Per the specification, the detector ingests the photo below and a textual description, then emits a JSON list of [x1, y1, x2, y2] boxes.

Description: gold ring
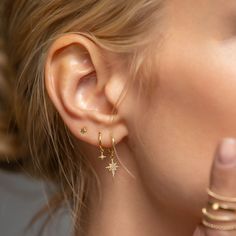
[[202, 220, 236, 231], [201, 188, 236, 231], [207, 188, 236, 202], [208, 200, 236, 212], [202, 207, 236, 222]]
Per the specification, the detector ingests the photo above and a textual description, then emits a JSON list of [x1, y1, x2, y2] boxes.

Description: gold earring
[[80, 127, 87, 134], [105, 136, 119, 177], [98, 132, 106, 160]]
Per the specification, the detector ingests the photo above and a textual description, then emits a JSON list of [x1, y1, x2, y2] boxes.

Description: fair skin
[[44, 0, 236, 235]]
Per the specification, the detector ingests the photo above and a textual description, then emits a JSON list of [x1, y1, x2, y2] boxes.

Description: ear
[[44, 33, 128, 147]]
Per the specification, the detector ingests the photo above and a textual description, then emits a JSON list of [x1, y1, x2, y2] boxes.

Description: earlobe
[[44, 34, 128, 147]]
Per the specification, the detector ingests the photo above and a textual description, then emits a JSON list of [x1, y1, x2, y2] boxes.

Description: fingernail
[[218, 138, 236, 165]]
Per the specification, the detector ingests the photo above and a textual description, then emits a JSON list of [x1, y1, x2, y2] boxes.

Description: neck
[[82, 143, 198, 236]]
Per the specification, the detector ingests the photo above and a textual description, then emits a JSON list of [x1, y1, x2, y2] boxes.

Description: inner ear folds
[[44, 34, 127, 147], [52, 43, 119, 124]]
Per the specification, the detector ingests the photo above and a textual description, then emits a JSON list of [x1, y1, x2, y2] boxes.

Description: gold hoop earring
[[98, 132, 106, 160], [105, 136, 119, 177]]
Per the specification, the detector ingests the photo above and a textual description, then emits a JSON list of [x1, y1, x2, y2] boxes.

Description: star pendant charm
[[106, 158, 119, 177]]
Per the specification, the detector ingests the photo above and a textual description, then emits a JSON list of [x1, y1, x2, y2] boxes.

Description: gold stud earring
[[98, 132, 106, 160], [80, 127, 87, 134], [105, 136, 119, 177]]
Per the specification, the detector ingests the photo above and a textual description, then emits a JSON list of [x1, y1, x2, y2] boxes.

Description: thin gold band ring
[[208, 200, 236, 212], [207, 188, 236, 203], [202, 207, 236, 222], [202, 220, 236, 231]]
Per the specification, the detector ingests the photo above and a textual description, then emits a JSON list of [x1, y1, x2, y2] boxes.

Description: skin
[[44, 0, 236, 235]]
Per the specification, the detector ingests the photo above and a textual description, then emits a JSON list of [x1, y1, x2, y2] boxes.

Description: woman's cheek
[[156, 40, 236, 136], [133, 40, 236, 216]]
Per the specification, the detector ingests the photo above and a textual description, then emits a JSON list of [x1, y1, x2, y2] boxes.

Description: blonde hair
[[0, 0, 163, 234]]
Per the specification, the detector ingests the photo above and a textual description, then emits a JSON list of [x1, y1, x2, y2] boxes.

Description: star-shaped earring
[[106, 158, 119, 177]]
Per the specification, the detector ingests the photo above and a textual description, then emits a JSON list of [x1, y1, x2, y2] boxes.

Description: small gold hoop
[[207, 188, 236, 203], [98, 132, 107, 160], [98, 132, 103, 149], [111, 136, 115, 146]]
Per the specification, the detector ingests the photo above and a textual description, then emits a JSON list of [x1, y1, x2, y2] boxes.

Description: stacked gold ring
[[201, 188, 236, 231]]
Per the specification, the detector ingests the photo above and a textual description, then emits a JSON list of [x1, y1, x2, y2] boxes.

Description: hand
[[194, 138, 236, 236]]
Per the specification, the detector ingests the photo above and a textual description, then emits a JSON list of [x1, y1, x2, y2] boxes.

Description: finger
[[201, 137, 236, 236], [193, 225, 206, 236]]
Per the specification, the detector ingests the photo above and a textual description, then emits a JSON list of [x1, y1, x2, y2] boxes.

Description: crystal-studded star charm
[[106, 158, 119, 177]]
